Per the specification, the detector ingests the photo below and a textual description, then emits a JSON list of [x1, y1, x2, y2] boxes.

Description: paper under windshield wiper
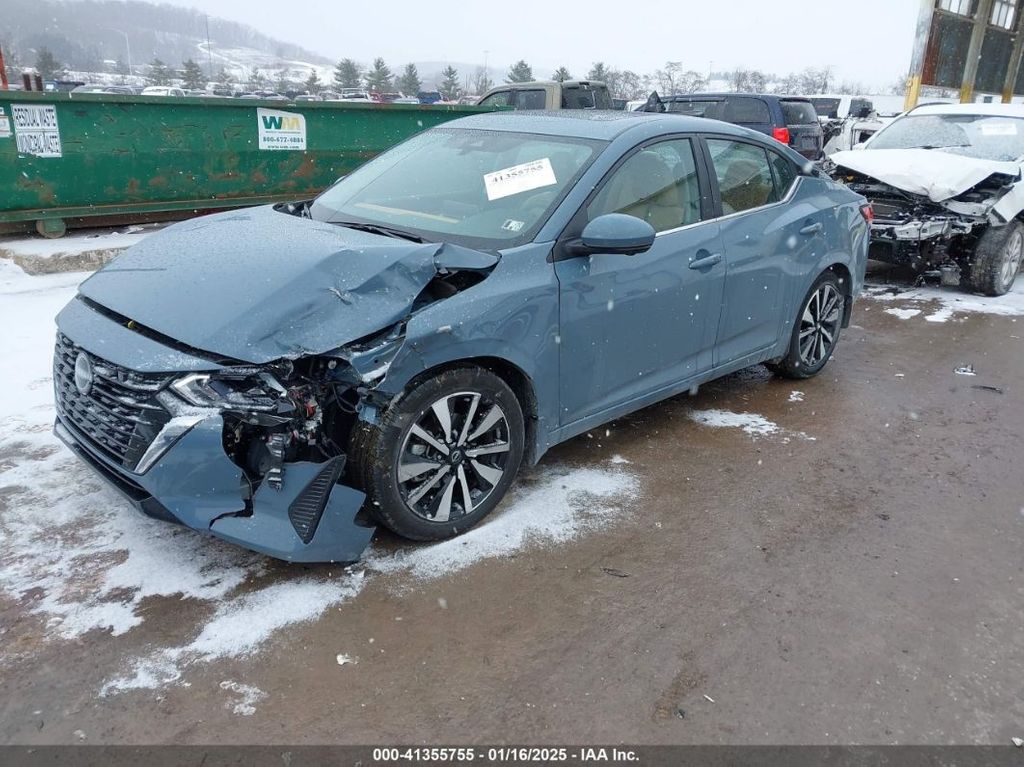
[[333, 221, 427, 243]]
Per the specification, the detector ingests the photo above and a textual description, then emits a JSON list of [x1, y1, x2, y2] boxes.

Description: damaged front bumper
[[52, 299, 376, 563], [54, 414, 375, 563]]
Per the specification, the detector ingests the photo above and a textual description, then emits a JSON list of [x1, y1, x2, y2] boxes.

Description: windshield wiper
[[332, 220, 428, 243]]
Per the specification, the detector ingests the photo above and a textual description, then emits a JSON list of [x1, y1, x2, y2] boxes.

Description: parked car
[[477, 80, 612, 110], [335, 91, 374, 103], [141, 86, 185, 97], [294, 94, 321, 102], [392, 96, 421, 104], [641, 93, 824, 160], [53, 111, 869, 563], [417, 90, 443, 104], [830, 103, 1024, 295], [71, 84, 136, 95]]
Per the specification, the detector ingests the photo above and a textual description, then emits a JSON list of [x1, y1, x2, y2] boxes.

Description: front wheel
[[768, 270, 844, 380], [962, 221, 1023, 296], [349, 366, 525, 541]]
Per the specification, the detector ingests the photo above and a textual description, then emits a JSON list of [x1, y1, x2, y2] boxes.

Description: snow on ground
[[0, 225, 163, 275], [0, 263, 641, 697], [688, 409, 815, 442], [865, 281, 1024, 323]]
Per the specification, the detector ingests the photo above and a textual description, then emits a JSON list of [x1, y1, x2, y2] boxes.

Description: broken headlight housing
[[170, 371, 286, 412]]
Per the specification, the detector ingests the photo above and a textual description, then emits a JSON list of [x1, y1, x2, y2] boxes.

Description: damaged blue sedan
[[54, 112, 870, 562]]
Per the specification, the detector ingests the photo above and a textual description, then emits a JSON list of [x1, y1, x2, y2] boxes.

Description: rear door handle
[[689, 252, 722, 270], [800, 222, 823, 235]]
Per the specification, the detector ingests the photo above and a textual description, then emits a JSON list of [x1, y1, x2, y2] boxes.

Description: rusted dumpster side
[[0, 92, 494, 236]]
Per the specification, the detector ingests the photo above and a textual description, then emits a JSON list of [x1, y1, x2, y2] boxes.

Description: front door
[[554, 137, 726, 425]]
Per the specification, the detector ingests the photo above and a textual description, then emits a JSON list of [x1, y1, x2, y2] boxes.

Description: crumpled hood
[[831, 148, 1021, 202], [78, 206, 497, 363]]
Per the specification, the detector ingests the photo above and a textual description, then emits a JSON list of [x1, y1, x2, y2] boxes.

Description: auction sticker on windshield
[[257, 108, 307, 151], [484, 158, 557, 201], [980, 122, 1018, 136]]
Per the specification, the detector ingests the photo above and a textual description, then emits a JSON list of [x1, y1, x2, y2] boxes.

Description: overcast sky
[[163, 0, 920, 89]]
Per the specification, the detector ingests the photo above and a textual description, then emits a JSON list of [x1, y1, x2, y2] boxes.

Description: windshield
[[309, 128, 604, 249], [869, 113, 1024, 161]]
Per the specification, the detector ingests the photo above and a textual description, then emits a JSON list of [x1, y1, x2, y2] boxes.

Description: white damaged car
[[831, 103, 1024, 295]]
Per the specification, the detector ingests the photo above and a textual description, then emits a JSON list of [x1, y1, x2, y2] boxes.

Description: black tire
[[768, 270, 844, 380], [349, 366, 525, 541], [962, 221, 1023, 297]]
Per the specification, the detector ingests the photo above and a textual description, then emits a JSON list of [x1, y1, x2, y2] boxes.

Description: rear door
[[702, 136, 794, 364], [780, 98, 824, 160], [720, 96, 774, 138]]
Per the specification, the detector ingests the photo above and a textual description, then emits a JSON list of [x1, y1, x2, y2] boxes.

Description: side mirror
[[569, 214, 656, 257]]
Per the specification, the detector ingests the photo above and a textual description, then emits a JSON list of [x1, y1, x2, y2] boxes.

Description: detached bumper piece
[[55, 413, 375, 563]]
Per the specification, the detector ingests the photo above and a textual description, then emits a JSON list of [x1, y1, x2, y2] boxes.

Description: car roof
[[444, 110, 755, 140], [666, 92, 812, 102], [908, 102, 1024, 118]]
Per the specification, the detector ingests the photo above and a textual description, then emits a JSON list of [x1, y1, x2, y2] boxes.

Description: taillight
[[772, 127, 791, 145], [860, 203, 874, 225]]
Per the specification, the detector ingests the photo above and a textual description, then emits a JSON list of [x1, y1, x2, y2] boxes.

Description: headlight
[[170, 371, 286, 412]]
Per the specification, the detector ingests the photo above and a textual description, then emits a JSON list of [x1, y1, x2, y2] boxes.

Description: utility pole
[[904, 0, 935, 110], [205, 15, 214, 80], [0, 43, 8, 90]]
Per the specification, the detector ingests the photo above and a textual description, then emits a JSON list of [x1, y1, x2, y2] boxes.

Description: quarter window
[[769, 152, 798, 197], [587, 139, 702, 233], [706, 139, 779, 215]]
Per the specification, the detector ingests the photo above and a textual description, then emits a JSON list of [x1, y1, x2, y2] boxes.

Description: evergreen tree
[[146, 58, 171, 86], [304, 69, 322, 94], [552, 66, 572, 82], [215, 67, 234, 86], [364, 57, 393, 92], [439, 65, 461, 101], [35, 48, 63, 80], [274, 68, 290, 93], [397, 63, 421, 96], [181, 58, 204, 90], [506, 60, 533, 83], [248, 68, 266, 91], [333, 58, 362, 89]]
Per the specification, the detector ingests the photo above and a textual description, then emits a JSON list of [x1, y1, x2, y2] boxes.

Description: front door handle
[[689, 252, 722, 270], [800, 222, 823, 235]]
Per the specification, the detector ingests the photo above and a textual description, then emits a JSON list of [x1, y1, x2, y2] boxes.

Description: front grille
[[53, 333, 172, 471]]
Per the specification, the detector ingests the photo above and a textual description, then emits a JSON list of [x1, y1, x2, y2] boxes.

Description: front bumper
[[55, 414, 375, 563], [53, 298, 376, 563]]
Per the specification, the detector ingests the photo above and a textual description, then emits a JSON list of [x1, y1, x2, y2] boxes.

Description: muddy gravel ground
[[1, 263, 1022, 745]]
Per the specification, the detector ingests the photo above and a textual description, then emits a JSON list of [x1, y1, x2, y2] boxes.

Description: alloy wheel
[[798, 282, 842, 368], [1000, 228, 1024, 290], [397, 392, 511, 523]]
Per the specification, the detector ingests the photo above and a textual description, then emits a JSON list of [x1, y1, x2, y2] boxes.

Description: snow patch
[[0, 226, 159, 261], [219, 680, 266, 716], [688, 409, 815, 441], [884, 307, 922, 320], [788, 391, 805, 403], [865, 282, 1024, 323]]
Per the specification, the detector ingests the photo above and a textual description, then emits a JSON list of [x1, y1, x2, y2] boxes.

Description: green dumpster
[[0, 91, 495, 237]]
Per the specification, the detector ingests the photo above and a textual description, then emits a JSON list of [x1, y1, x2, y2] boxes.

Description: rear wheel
[[349, 366, 525, 541], [768, 270, 844, 380], [962, 222, 1023, 296]]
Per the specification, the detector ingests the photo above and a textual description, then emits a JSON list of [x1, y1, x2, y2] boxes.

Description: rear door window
[[721, 97, 771, 124], [780, 100, 818, 125], [706, 139, 778, 215], [514, 89, 547, 109]]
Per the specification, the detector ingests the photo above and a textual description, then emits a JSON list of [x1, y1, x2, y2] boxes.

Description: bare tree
[[730, 68, 769, 93]]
